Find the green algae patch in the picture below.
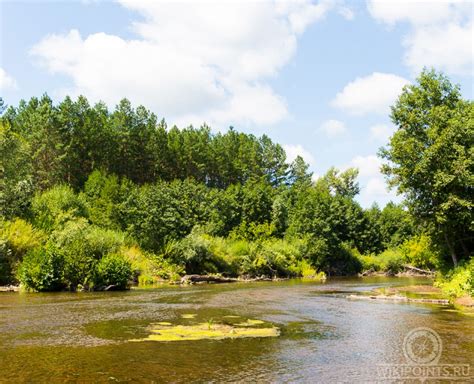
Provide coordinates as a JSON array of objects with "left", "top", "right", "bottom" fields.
[
  {"left": 181, "top": 313, "right": 197, "bottom": 319},
  {"left": 235, "top": 319, "right": 265, "bottom": 326},
  {"left": 130, "top": 322, "right": 279, "bottom": 342}
]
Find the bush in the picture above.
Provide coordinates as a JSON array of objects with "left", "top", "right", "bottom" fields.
[
  {"left": 52, "top": 219, "right": 125, "bottom": 289},
  {"left": 31, "top": 185, "right": 87, "bottom": 231},
  {"left": 435, "top": 259, "right": 474, "bottom": 298},
  {"left": 0, "top": 219, "right": 45, "bottom": 284},
  {"left": 0, "top": 239, "right": 13, "bottom": 285},
  {"left": 401, "top": 234, "right": 439, "bottom": 270},
  {"left": 122, "top": 245, "right": 184, "bottom": 284},
  {"left": 358, "top": 248, "right": 404, "bottom": 274},
  {"left": 92, "top": 253, "right": 132, "bottom": 290},
  {"left": 166, "top": 231, "right": 216, "bottom": 274},
  {"left": 17, "top": 244, "right": 64, "bottom": 291}
]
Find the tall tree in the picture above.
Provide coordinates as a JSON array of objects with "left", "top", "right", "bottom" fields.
[{"left": 380, "top": 69, "right": 473, "bottom": 266}]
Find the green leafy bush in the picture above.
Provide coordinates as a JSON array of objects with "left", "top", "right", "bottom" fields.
[
  {"left": 17, "top": 244, "right": 64, "bottom": 291},
  {"left": 52, "top": 219, "right": 125, "bottom": 289},
  {"left": 92, "top": 253, "right": 132, "bottom": 289},
  {"left": 401, "top": 234, "right": 439, "bottom": 270},
  {"left": 435, "top": 259, "right": 474, "bottom": 298},
  {"left": 31, "top": 185, "right": 87, "bottom": 231},
  {"left": 0, "top": 219, "right": 45, "bottom": 284},
  {"left": 358, "top": 248, "right": 404, "bottom": 274}
]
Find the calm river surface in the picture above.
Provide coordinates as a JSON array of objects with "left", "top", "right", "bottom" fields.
[{"left": 0, "top": 277, "right": 473, "bottom": 383}]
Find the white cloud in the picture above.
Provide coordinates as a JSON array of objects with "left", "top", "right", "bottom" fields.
[
  {"left": 332, "top": 72, "right": 409, "bottom": 115},
  {"left": 404, "top": 22, "right": 473, "bottom": 76},
  {"left": 367, "top": 0, "right": 473, "bottom": 76},
  {"left": 31, "top": 1, "right": 337, "bottom": 128},
  {"left": 345, "top": 154, "right": 381, "bottom": 177},
  {"left": 0, "top": 68, "right": 17, "bottom": 91},
  {"left": 283, "top": 144, "right": 315, "bottom": 166},
  {"left": 365, "top": 177, "right": 387, "bottom": 196},
  {"left": 367, "top": 0, "right": 468, "bottom": 26},
  {"left": 320, "top": 119, "right": 347, "bottom": 137},
  {"left": 370, "top": 123, "right": 394, "bottom": 142}
]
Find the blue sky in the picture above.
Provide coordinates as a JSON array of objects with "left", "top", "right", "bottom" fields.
[{"left": 1, "top": 0, "right": 472, "bottom": 207}]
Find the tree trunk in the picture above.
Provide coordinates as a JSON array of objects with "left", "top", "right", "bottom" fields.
[{"left": 444, "top": 232, "right": 458, "bottom": 267}]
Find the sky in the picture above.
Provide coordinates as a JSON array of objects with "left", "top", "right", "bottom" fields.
[{"left": 1, "top": 0, "right": 473, "bottom": 207}]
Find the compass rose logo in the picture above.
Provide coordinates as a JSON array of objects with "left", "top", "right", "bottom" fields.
[{"left": 403, "top": 327, "right": 442, "bottom": 365}]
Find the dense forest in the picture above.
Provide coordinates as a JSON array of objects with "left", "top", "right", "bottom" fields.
[{"left": 1, "top": 70, "right": 472, "bottom": 296}]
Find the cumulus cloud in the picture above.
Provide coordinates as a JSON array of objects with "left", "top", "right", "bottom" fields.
[
  {"left": 0, "top": 68, "right": 17, "bottom": 91},
  {"left": 344, "top": 154, "right": 382, "bottom": 177},
  {"left": 283, "top": 144, "right": 316, "bottom": 166},
  {"left": 31, "top": 1, "right": 340, "bottom": 128},
  {"left": 341, "top": 153, "right": 398, "bottom": 207},
  {"left": 332, "top": 72, "right": 409, "bottom": 115},
  {"left": 367, "top": 0, "right": 473, "bottom": 76},
  {"left": 370, "top": 123, "right": 394, "bottom": 142},
  {"left": 320, "top": 119, "right": 347, "bottom": 137}
]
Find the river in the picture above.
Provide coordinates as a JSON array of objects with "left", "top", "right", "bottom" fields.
[{"left": 0, "top": 277, "right": 472, "bottom": 383}]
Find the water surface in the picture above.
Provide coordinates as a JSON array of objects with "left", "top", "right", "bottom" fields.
[{"left": 0, "top": 277, "right": 472, "bottom": 382}]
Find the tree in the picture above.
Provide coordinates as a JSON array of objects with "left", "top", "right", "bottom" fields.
[{"left": 380, "top": 69, "right": 473, "bottom": 266}]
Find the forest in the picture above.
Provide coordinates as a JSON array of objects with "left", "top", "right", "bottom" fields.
[{"left": 1, "top": 70, "right": 472, "bottom": 297}]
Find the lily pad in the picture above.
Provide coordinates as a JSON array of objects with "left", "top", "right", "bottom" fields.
[{"left": 130, "top": 322, "right": 279, "bottom": 342}]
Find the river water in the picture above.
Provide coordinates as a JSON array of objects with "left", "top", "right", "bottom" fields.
[{"left": 0, "top": 277, "right": 472, "bottom": 383}]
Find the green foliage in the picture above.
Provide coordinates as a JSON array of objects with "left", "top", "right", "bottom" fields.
[
  {"left": 435, "top": 259, "right": 474, "bottom": 298},
  {"left": 381, "top": 69, "right": 473, "bottom": 266},
  {"left": 31, "top": 185, "right": 87, "bottom": 231},
  {"left": 358, "top": 248, "right": 404, "bottom": 274},
  {"left": 401, "top": 234, "right": 439, "bottom": 270},
  {"left": 17, "top": 244, "right": 64, "bottom": 291},
  {"left": 92, "top": 253, "right": 132, "bottom": 289},
  {"left": 52, "top": 219, "right": 125, "bottom": 289},
  {"left": 167, "top": 231, "right": 215, "bottom": 274},
  {"left": 0, "top": 120, "right": 33, "bottom": 219},
  {"left": 2, "top": 74, "right": 469, "bottom": 290},
  {"left": 83, "top": 170, "right": 134, "bottom": 230},
  {"left": 0, "top": 219, "right": 45, "bottom": 284}
]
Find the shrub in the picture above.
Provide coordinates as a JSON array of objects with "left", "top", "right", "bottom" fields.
[
  {"left": 122, "top": 245, "right": 184, "bottom": 284},
  {"left": 92, "top": 253, "right": 132, "bottom": 290},
  {"left": 401, "top": 234, "right": 439, "bottom": 270},
  {"left": 1, "top": 219, "right": 45, "bottom": 258},
  {"left": 52, "top": 219, "right": 125, "bottom": 289},
  {"left": 31, "top": 185, "right": 87, "bottom": 231},
  {"left": 358, "top": 248, "right": 404, "bottom": 274},
  {"left": 166, "top": 231, "right": 215, "bottom": 274},
  {"left": 17, "top": 244, "right": 64, "bottom": 291},
  {"left": 0, "top": 219, "right": 45, "bottom": 283},
  {"left": 435, "top": 259, "right": 474, "bottom": 298},
  {"left": 0, "top": 239, "right": 13, "bottom": 285}
]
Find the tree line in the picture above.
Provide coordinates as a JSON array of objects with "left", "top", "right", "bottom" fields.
[{"left": 0, "top": 69, "right": 472, "bottom": 293}]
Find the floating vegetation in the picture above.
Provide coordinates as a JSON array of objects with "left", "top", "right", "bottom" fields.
[
  {"left": 130, "top": 320, "right": 279, "bottom": 342},
  {"left": 235, "top": 319, "right": 265, "bottom": 327},
  {"left": 181, "top": 314, "right": 197, "bottom": 319}
]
